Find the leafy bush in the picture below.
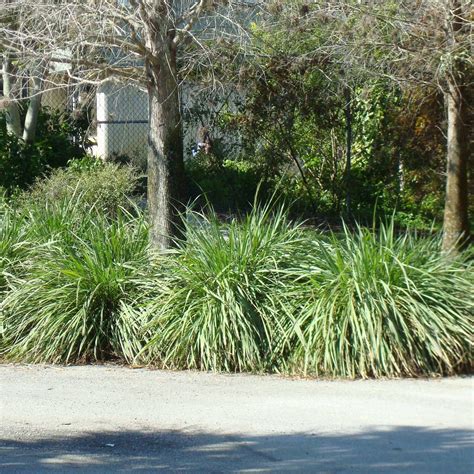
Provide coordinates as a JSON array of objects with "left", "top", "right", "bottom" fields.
[
  {"left": 0, "top": 108, "right": 88, "bottom": 191},
  {"left": 186, "top": 156, "right": 265, "bottom": 213},
  {"left": 23, "top": 160, "right": 140, "bottom": 215},
  {"left": 1, "top": 208, "right": 150, "bottom": 363},
  {"left": 140, "top": 204, "right": 305, "bottom": 372},
  {"left": 288, "top": 222, "right": 473, "bottom": 377}
]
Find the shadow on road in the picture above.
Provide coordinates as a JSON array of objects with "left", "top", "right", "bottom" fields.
[{"left": 1, "top": 426, "right": 473, "bottom": 472}]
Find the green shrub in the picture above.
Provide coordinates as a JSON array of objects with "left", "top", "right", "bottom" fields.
[
  {"left": 24, "top": 198, "right": 102, "bottom": 250},
  {"left": 140, "top": 204, "right": 305, "bottom": 372},
  {"left": 288, "top": 222, "right": 473, "bottom": 377},
  {"left": 67, "top": 154, "right": 105, "bottom": 172},
  {"left": 186, "top": 156, "right": 265, "bottom": 212},
  {"left": 23, "top": 160, "right": 140, "bottom": 215},
  {"left": 0, "top": 109, "right": 88, "bottom": 191},
  {"left": 1, "top": 209, "right": 150, "bottom": 363}
]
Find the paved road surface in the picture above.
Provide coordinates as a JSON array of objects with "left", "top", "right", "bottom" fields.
[{"left": 0, "top": 365, "right": 472, "bottom": 472}]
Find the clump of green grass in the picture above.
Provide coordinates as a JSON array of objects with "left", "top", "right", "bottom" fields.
[
  {"left": 1, "top": 187, "right": 472, "bottom": 378},
  {"left": 0, "top": 212, "right": 23, "bottom": 298},
  {"left": 1, "top": 208, "right": 150, "bottom": 363},
  {"left": 288, "top": 222, "right": 473, "bottom": 378},
  {"left": 140, "top": 204, "right": 305, "bottom": 372},
  {"left": 25, "top": 194, "right": 97, "bottom": 245},
  {"left": 0, "top": 206, "right": 30, "bottom": 297}
]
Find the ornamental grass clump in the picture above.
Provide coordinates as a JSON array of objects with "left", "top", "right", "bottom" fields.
[
  {"left": 1, "top": 208, "right": 150, "bottom": 363},
  {"left": 142, "top": 204, "right": 305, "bottom": 372},
  {"left": 1, "top": 186, "right": 472, "bottom": 378},
  {"left": 289, "top": 222, "right": 473, "bottom": 378},
  {"left": 0, "top": 206, "right": 30, "bottom": 297},
  {"left": 24, "top": 193, "right": 97, "bottom": 246}
]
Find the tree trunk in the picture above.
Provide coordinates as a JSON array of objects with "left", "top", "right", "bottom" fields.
[
  {"left": 2, "top": 54, "right": 22, "bottom": 137},
  {"left": 344, "top": 86, "right": 352, "bottom": 217},
  {"left": 146, "top": 47, "right": 186, "bottom": 250},
  {"left": 442, "top": 80, "right": 470, "bottom": 252},
  {"left": 442, "top": 1, "right": 470, "bottom": 253},
  {"left": 22, "top": 67, "right": 43, "bottom": 143}
]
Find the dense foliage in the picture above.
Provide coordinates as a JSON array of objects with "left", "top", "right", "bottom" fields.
[
  {"left": 140, "top": 203, "right": 305, "bottom": 372},
  {"left": 1, "top": 205, "right": 149, "bottom": 363},
  {"left": 1, "top": 168, "right": 472, "bottom": 376},
  {"left": 289, "top": 224, "right": 473, "bottom": 377},
  {"left": 24, "top": 157, "right": 140, "bottom": 215},
  {"left": 0, "top": 1, "right": 472, "bottom": 377},
  {"left": 183, "top": 1, "right": 471, "bottom": 230},
  {"left": 0, "top": 108, "right": 89, "bottom": 191}
]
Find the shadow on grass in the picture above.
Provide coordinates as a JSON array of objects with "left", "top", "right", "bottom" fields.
[{"left": 1, "top": 426, "right": 473, "bottom": 472}]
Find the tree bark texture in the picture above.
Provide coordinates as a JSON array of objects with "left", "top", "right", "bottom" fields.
[
  {"left": 22, "top": 66, "right": 43, "bottom": 143},
  {"left": 2, "top": 54, "right": 22, "bottom": 137},
  {"left": 442, "top": 80, "right": 470, "bottom": 252},
  {"left": 442, "top": 0, "right": 471, "bottom": 252},
  {"left": 344, "top": 86, "right": 352, "bottom": 217},
  {"left": 144, "top": 6, "right": 186, "bottom": 250}
]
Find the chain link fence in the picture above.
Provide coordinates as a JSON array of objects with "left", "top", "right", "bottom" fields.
[
  {"left": 95, "top": 82, "right": 148, "bottom": 169},
  {"left": 2, "top": 74, "right": 238, "bottom": 168}
]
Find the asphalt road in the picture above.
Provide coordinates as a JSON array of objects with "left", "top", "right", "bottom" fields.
[{"left": 0, "top": 365, "right": 472, "bottom": 473}]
